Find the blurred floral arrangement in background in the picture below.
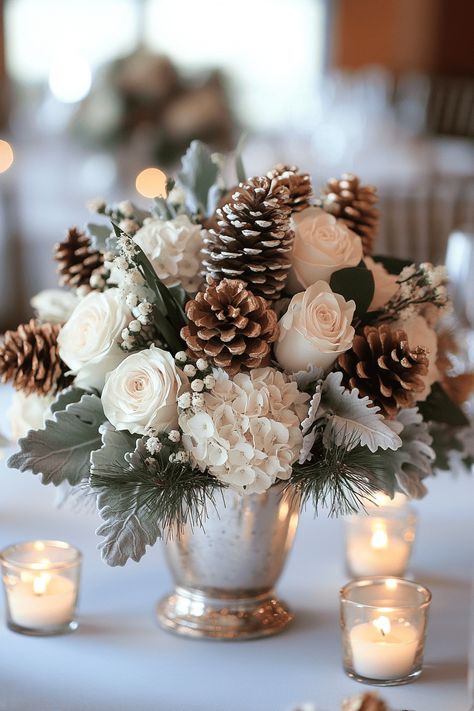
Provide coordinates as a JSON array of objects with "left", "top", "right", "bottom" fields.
[
  {"left": 71, "top": 49, "right": 236, "bottom": 165},
  {"left": 1, "top": 140, "right": 473, "bottom": 566}
]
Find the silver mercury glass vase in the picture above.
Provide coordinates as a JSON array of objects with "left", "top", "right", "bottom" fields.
[{"left": 157, "top": 482, "right": 300, "bottom": 640}]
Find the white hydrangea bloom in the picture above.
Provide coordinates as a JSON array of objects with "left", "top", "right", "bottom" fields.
[
  {"left": 133, "top": 214, "right": 204, "bottom": 292},
  {"left": 179, "top": 367, "right": 309, "bottom": 495}
]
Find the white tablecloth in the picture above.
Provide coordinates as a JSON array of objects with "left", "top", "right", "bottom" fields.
[{"left": 1, "top": 386, "right": 473, "bottom": 711}]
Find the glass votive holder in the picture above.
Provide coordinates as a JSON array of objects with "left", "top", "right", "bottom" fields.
[
  {"left": 345, "top": 506, "right": 417, "bottom": 578},
  {"left": 0, "top": 540, "right": 82, "bottom": 636},
  {"left": 340, "top": 577, "right": 431, "bottom": 686}
]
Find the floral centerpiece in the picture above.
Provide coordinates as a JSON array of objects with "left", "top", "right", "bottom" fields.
[{"left": 2, "top": 142, "right": 473, "bottom": 584}]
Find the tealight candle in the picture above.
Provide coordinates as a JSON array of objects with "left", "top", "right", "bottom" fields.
[
  {"left": 340, "top": 578, "right": 431, "bottom": 685},
  {"left": 345, "top": 508, "right": 416, "bottom": 578},
  {"left": 0, "top": 540, "right": 82, "bottom": 635}
]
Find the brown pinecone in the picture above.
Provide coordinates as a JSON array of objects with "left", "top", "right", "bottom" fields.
[
  {"left": 181, "top": 277, "right": 278, "bottom": 375},
  {"left": 202, "top": 176, "right": 294, "bottom": 301},
  {"left": 266, "top": 164, "right": 313, "bottom": 212},
  {"left": 337, "top": 324, "right": 429, "bottom": 418},
  {"left": 319, "top": 173, "right": 378, "bottom": 255},
  {"left": 0, "top": 320, "right": 72, "bottom": 396},
  {"left": 342, "top": 692, "right": 390, "bottom": 711},
  {"left": 54, "top": 227, "right": 104, "bottom": 290}
]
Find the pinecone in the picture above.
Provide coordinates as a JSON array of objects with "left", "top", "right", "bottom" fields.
[
  {"left": 54, "top": 227, "right": 104, "bottom": 290},
  {"left": 337, "top": 324, "right": 429, "bottom": 418},
  {"left": 342, "top": 692, "right": 390, "bottom": 711},
  {"left": 181, "top": 277, "right": 278, "bottom": 375},
  {"left": 0, "top": 320, "right": 72, "bottom": 396},
  {"left": 202, "top": 176, "right": 294, "bottom": 301},
  {"left": 319, "top": 173, "right": 378, "bottom": 255},
  {"left": 266, "top": 164, "right": 313, "bottom": 212}
]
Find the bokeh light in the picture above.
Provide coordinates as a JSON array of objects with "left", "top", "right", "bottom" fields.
[
  {"left": 135, "top": 168, "right": 168, "bottom": 198},
  {"left": 0, "top": 140, "right": 14, "bottom": 173},
  {"left": 48, "top": 52, "right": 92, "bottom": 103}
]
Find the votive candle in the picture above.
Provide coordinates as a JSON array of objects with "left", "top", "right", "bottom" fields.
[
  {"left": 340, "top": 578, "right": 431, "bottom": 685},
  {"left": 0, "top": 540, "right": 82, "bottom": 635}
]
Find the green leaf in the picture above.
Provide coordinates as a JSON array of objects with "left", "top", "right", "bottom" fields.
[
  {"left": 50, "top": 386, "right": 87, "bottom": 415},
  {"left": 330, "top": 267, "right": 375, "bottom": 320},
  {"left": 234, "top": 133, "right": 248, "bottom": 183},
  {"left": 372, "top": 255, "right": 412, "bottom": 275},
  {"left": 90, "top": 433, "right": 223, "bottom": 566},
  {"left": 418, "top": 382, "right": 469, "bottom": 427},
  {"left": 111, "top": 222, "right": 186, "bottom": 353},
  {"left": 177, "top": 140, "right": 219, "bottom": 215},
  {"left": 8, "top": 394, "right": 105, "bottom": 486}
]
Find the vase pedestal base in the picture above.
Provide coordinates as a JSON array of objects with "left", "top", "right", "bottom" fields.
[{"left": 157, "top": 585, "right": 293, "bottom": 640}]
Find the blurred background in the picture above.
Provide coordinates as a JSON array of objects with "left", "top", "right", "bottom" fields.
[{"left": 0, "top": 0, "right": 473, "bottom": 331}]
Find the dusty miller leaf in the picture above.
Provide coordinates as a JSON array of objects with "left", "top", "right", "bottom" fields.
[
  {"left": 320, "top": 372, "right": 402, "bottom": 453},
  {"left": 50, "top": 386, "right": 87, "bottom": 415},
  {"left": 378, "top": 408, "right": 435, "bottom": 498},
  {"left": 90, "top": 431, "right": 222, "bottom": 566},
  {"left": 8, "top": 393, "right": 105, "bottom": 486},
  {"left": 177, "top": 140, "right": 219, "bottom": 215}
]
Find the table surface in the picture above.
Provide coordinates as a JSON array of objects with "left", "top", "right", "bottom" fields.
[{"left": 1, "top": 386, "right": 473, "bottom": 711}]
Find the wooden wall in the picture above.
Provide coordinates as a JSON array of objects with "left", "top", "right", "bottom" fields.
[{"left": 332, "top": 0, "right": 474, "bottom": 77}]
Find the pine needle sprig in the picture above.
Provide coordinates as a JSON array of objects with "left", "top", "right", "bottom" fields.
[
  {"left": 90, "top": 447, "right": 225, "bottom": 542},
  {"left": 289, "top": 436, "right": 391, "bottom": 517}
]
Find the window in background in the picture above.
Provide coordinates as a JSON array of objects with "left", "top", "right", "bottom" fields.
[
  {"left": 143, "top": 0, "right": 326, "bottom": 130},
  {"left": 5, "top": 0, "right": 139, "bottom": 91}
]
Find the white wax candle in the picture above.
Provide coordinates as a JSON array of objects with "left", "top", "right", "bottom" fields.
[
  {"left": 347, "top": 531, "right": 410, "bottom": 577},
  {"left": 350, "top": 617, "right": 419, "bottom": 680},
  {"left": 7, "top": 574, "right": 76, "bottom": 628}
]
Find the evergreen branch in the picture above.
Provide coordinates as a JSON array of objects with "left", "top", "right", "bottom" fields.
[
  {"left": 90, "top": 443, "right": 225, "bottom": 565},
  {"left": 289, "top": 437, "right": 393, "bottom": 517}
]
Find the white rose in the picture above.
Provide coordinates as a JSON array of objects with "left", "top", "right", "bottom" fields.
[
  {"left": 288, "top": 207, "right": 362, "bottom": 293},
  {"left": 101, "top": 345, "right": 188, "bottom": 434},
  {"left": 275, "top": 280, "right": 356, "bottom": 373},
  {"left": 364, "top": 257, "right": 398, "bottom": 311},
  {"left": 133, "top": 214, "right": 203, "bottom": 292},
  {"left": 58, "top": 288, "right": 131, "bottom": 391},
  {"left": 393, "top": 315, "right": 439, "bottom": 401},
  {"left": 31, "top": 289, "right": 79, "bottom": 324},
  {"left": 8, "top": 391, "right": 54, "bottom": 441}
]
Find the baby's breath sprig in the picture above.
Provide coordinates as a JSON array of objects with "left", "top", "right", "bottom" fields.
[
  {"left": 175, "top": 351, "right": 214, "bottom": 414},
  {"left": 379, "top": 262, "right": 450, "bottom": 322}
]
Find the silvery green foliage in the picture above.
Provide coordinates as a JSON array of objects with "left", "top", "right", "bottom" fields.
[
  {"left": 380, "top": 408, "right": 435, "bottom": 498},
  {"left": 299, "top": 384, "right": 322, "bottom": 464},
  {"left": 8, "top": 393, "right": 104, "bottom": 486},
  {"left": 90, "top": 429, "right": 159, "bottom": 567},
  {"left": 49, "top": 386, "right": 86, "bottom": 415},
  {"left": 177, "top": 140, "right": 221, "bottom": 215},
  {"left": 319, "top": 372, "right": 402, "bottom": 453},
  {"left": 86, "top": 223, "right": 111, "bottom": 251}
]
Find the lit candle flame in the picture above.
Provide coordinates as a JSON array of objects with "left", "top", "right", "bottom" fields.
[
  {"left": 0, "top": 140, "right": 14, "bottom": 174},
  {"left": 385, "top": 578, "right": 398, "bottom": 591},
  {"left": 371, "top": 526, "right": 388, "bottom": 550},
  {"left": 373, "top": 615, "right": 391, "bottom": 637},
  {"left": 33, "top": 572, "right": 51, "bottom": 595}
]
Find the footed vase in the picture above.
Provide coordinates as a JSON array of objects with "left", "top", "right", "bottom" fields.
[{"left": 157, "top": 482, "right": 300, "bottom": 640}]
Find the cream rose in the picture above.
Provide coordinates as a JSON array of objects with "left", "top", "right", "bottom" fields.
[
  {"left": 133, "top": 214, "right": 203, "bottom": 292},
  {"left": 288, "top": 207, "right": 363, "bottom": 293},
  {"left": 101, "top": 346, "right": 188, "bottom": 434},
  {"left": 31, "top": 289, "right": 79, "bottom": 324},
  {"left": 364, "top": 257, "right": 398, "bottom": 311},
  {"left": 8, "top": 391, "right": 54, "bottom": 441},
  {"left": 275, "top": 280, "right": 356, "bottom": 373},
  {"left": 58, "top": 288, "right": 131, "bottom": 390},
  {"left": 393, "top": 314, "right": 439, "bottom": 401}
]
